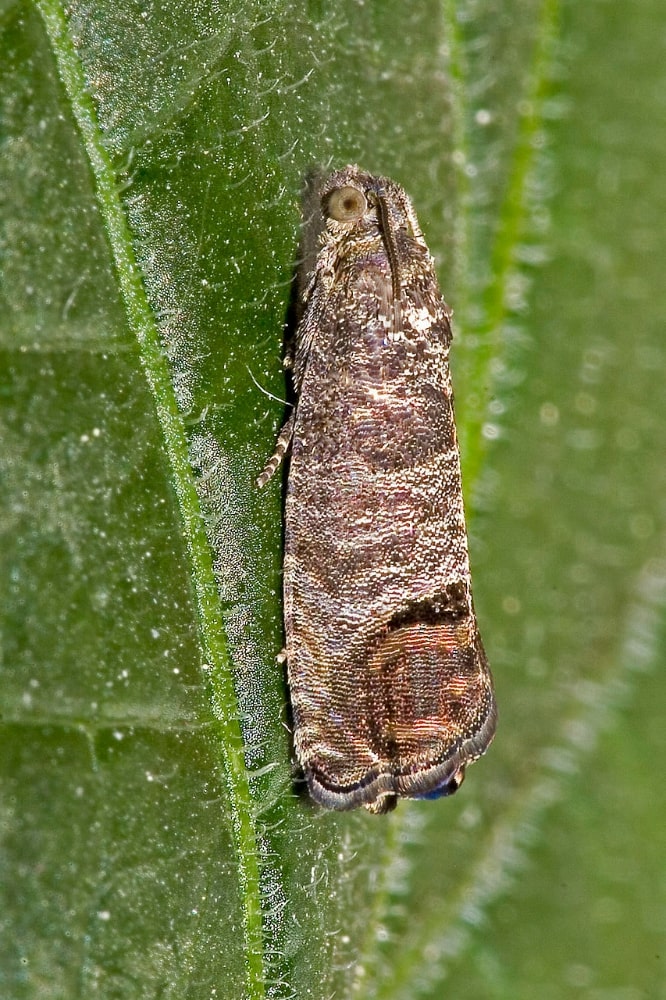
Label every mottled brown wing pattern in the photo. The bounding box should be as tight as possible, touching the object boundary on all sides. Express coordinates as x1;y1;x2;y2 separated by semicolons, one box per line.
259;165;496;813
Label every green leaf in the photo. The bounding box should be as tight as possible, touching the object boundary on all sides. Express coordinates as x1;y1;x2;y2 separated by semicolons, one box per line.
1;0;664;998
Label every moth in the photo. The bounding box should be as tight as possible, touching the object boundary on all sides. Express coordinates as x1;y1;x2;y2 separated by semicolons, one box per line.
259;165;496;813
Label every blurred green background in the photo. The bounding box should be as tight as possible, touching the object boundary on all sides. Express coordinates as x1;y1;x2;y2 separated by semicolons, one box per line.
1;0;664;997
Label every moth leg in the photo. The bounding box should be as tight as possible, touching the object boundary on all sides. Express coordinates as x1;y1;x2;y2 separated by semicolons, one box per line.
256;411;295;487
364;793;398;815
283;341;295;372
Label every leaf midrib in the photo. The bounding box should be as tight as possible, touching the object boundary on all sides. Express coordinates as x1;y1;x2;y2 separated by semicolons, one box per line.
34;2;266;996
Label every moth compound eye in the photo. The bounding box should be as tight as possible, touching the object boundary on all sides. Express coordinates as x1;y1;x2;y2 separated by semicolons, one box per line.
326;186;368;223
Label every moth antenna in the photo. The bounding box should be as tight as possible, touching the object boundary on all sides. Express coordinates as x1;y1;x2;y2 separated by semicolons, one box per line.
256;411;295;487
376;193;403;336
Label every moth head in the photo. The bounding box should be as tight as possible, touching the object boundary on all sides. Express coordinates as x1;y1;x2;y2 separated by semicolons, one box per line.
325;184;368;224
319;166;427;254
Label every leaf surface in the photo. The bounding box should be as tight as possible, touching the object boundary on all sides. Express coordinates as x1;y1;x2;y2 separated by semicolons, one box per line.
1;1;664;997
